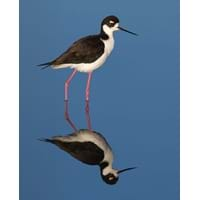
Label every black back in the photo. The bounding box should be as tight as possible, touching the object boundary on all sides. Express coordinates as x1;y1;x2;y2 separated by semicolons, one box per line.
51;35;105;65
53;140;104;165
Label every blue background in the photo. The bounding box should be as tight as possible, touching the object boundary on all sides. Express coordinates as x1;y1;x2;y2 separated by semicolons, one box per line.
20;0;179;199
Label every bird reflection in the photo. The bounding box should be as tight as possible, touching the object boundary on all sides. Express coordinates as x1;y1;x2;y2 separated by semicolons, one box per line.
40;129;136;185
64;100;92;131
64;99;77;132
85;100;92;130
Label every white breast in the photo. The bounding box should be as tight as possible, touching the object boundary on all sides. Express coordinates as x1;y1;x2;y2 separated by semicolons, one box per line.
101;36;115;56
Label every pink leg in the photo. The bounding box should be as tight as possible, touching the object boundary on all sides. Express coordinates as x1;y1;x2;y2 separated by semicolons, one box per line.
85;72;92;101
85;72;92;131
64;69;78;131
65;69;77;101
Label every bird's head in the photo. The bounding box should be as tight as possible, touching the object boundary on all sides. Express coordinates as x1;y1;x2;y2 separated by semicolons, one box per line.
101;171;119;185
100;162;137;185
101;15;138;37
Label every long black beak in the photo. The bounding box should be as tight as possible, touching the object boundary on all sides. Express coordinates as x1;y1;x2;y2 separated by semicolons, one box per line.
119;27;138;36
118;167;137;174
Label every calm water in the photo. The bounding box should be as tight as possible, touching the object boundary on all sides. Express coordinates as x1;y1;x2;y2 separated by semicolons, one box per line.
20;0;179;199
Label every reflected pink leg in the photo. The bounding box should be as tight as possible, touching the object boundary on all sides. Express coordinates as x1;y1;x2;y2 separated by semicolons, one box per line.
85;72;92;131
64;69;78;131
85;100;92;131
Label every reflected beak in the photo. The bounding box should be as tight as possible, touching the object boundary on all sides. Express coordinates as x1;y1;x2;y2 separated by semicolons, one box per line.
118;167;137;174
118;27;138;36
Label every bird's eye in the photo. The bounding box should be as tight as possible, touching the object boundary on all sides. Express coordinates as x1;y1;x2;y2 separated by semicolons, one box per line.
102;174;119;185
109;20;114;24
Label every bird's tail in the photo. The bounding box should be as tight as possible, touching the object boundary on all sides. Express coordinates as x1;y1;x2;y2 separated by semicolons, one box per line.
38;138;55;144
37;62;52;70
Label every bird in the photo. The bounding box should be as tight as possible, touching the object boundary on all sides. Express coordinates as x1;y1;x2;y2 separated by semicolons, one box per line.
38;15;138;131
39;129;137;185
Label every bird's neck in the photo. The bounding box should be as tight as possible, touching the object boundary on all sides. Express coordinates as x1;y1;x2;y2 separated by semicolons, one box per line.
100;31;109;40
100;162;117;176
100;26;114;40
100;161;109;171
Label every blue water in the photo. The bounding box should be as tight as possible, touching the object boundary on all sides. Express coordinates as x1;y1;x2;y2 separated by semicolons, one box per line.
20;0;179;199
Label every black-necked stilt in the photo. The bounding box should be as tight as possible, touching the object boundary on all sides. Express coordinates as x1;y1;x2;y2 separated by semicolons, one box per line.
39;129;136;185
38;15;138;131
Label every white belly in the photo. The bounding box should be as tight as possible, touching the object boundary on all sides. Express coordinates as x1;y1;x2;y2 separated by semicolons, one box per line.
71;52;108;72
52;37;115;73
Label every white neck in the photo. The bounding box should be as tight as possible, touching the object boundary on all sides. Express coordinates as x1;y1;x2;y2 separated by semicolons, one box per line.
102;165;118;177
101;26;115;55
102;24;114;38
